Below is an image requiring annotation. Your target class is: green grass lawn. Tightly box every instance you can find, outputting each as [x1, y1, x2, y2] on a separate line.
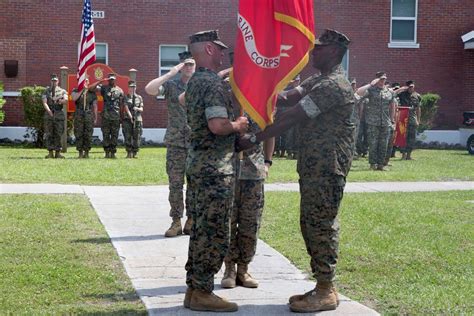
[0, 146, 472, 185]
[0, 194, 146, 314]
[260, 190, 474, 314]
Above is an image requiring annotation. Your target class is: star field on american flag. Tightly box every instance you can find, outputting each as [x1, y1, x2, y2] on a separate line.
[77, 0, 96, 91]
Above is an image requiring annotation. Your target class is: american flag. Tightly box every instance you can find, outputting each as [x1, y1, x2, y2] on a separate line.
[77, 0, 96, 91]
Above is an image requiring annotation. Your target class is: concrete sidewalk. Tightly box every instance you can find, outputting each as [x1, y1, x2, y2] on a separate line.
[2, 181, 473, 315]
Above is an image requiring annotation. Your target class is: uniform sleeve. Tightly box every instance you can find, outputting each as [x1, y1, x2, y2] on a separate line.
[298, 79, 343, 119]
[203, 79, 229, 120]
[299, 74, 319, 94]
[42, 88, 48, 100]
[139, 95, 144, 108]
[160, 81, 169, 97]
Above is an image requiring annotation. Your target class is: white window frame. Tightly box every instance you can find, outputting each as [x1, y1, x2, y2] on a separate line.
[388, 0, 420, 49]
[342, 50, 349, 78]
[94, 42, 108, 64]
[157, 44, 187, 99]
[77, 42, 108, 64]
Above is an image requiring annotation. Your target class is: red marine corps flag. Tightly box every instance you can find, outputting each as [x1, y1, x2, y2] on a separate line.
[394, 107, 410, 147]
[230, 0, 315, 129]
[77, 0, 96, 91]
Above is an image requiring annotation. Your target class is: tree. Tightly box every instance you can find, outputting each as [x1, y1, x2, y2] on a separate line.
[20, 86, 46, 147]
[418, 93, 440, 133]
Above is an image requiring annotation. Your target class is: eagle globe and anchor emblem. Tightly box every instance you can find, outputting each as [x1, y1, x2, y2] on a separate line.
[93, 67, 104, 81]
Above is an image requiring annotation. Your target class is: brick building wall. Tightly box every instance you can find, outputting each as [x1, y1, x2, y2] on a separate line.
[1, 0, 473, 129]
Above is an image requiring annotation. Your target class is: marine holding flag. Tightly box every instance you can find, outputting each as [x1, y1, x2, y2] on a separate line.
[238, 29, 355, 313]
[230, 0, 315, 129]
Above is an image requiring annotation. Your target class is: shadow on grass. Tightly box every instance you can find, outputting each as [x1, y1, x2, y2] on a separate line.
[83, 291, 141, 302]
[72, 234, 165, 244]
[78, 309, 147, 316]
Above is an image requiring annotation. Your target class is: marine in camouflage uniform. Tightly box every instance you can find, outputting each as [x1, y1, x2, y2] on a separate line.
[122, 80, 144, 158]
[358, 72, 396, 170]
[72, 79, 97, 158]
[145, 51, 195, 237]
[163, 78, 189, 220]
[184, 30, 248, 312]
[42, 74, 68, 159]
[221, 117, 271, 289]
[398, 80, 421, 160]
[243, 29, 354, 312]
[96, 73, 124, 158]
[384, 83, 401, 165]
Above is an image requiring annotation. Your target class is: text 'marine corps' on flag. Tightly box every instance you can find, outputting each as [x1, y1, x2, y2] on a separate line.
[77, 0, 96, 91]
[230, 0, 315, 129]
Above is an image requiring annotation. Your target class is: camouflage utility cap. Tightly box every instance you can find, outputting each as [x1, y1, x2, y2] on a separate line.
[189, 30, 229, 49]
[51, 74, 59, 81]
[178, 51, 192, 60]
[314, 29, 350, 48]
[376, 71, 387, 79]
[107, 73, 117, 80]
[128, 80, 136, 87]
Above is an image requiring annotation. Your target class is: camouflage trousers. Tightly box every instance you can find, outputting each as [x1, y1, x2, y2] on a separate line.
[385, 125, 396, 162]
[185, 175, 234, 292]
[367, 124, 391, 166]
[167, 146, 191, 218]
[299, 178, 345, 282]
[226, 179, 264, 264]
[101, 117, 120, 153]
[74, 112, 94, 151]
[401, 123, 417, 153]
[44, 112, 64, 151]
[122, 119, 142, 153]
[356, 120, 368, 156]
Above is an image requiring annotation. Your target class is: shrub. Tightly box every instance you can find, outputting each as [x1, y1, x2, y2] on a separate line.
[0, 82, 5, 124]
[20, 86, 46, 147]
[419, 93, 440, 132]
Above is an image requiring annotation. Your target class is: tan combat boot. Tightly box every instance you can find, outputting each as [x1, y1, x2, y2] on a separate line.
[289, 281, 339, 312]
[236, 263, 258, 288]
[83, 150, 89, 158]
[289, 285, 340, 304]
[183, 287, 193, 308]
[126, 151, 132, 158]
[164, 218, 182, 237]
[78, 151, 84, 159]
[221, 261, 237, 288]
[189, 289, 238, 312]
[183, 217, 193, 235]
[55, 150, 65, 159]
[45, 150, 54, 159]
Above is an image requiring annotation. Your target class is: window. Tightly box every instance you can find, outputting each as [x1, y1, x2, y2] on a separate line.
[94, 43, 108, 64]
[341, 50, 349, 78]
[389, 0, 419, 48]
[77, 42, 108, 64]
[159, 45, 187, 77]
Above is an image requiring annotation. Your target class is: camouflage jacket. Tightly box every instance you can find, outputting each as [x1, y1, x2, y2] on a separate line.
[398, 91, 421, 126]
[124, 93, 144, 122]
[239, 116, 265, 180]
[161, 78, 189, 148]
[362, 86, 394, 127]
[100, 85, 124, 120]
[296, 65, 355, 184]
[42, 86, 68, 112]
[72, 88, 97, 115]
[185, 67, 236, 177]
